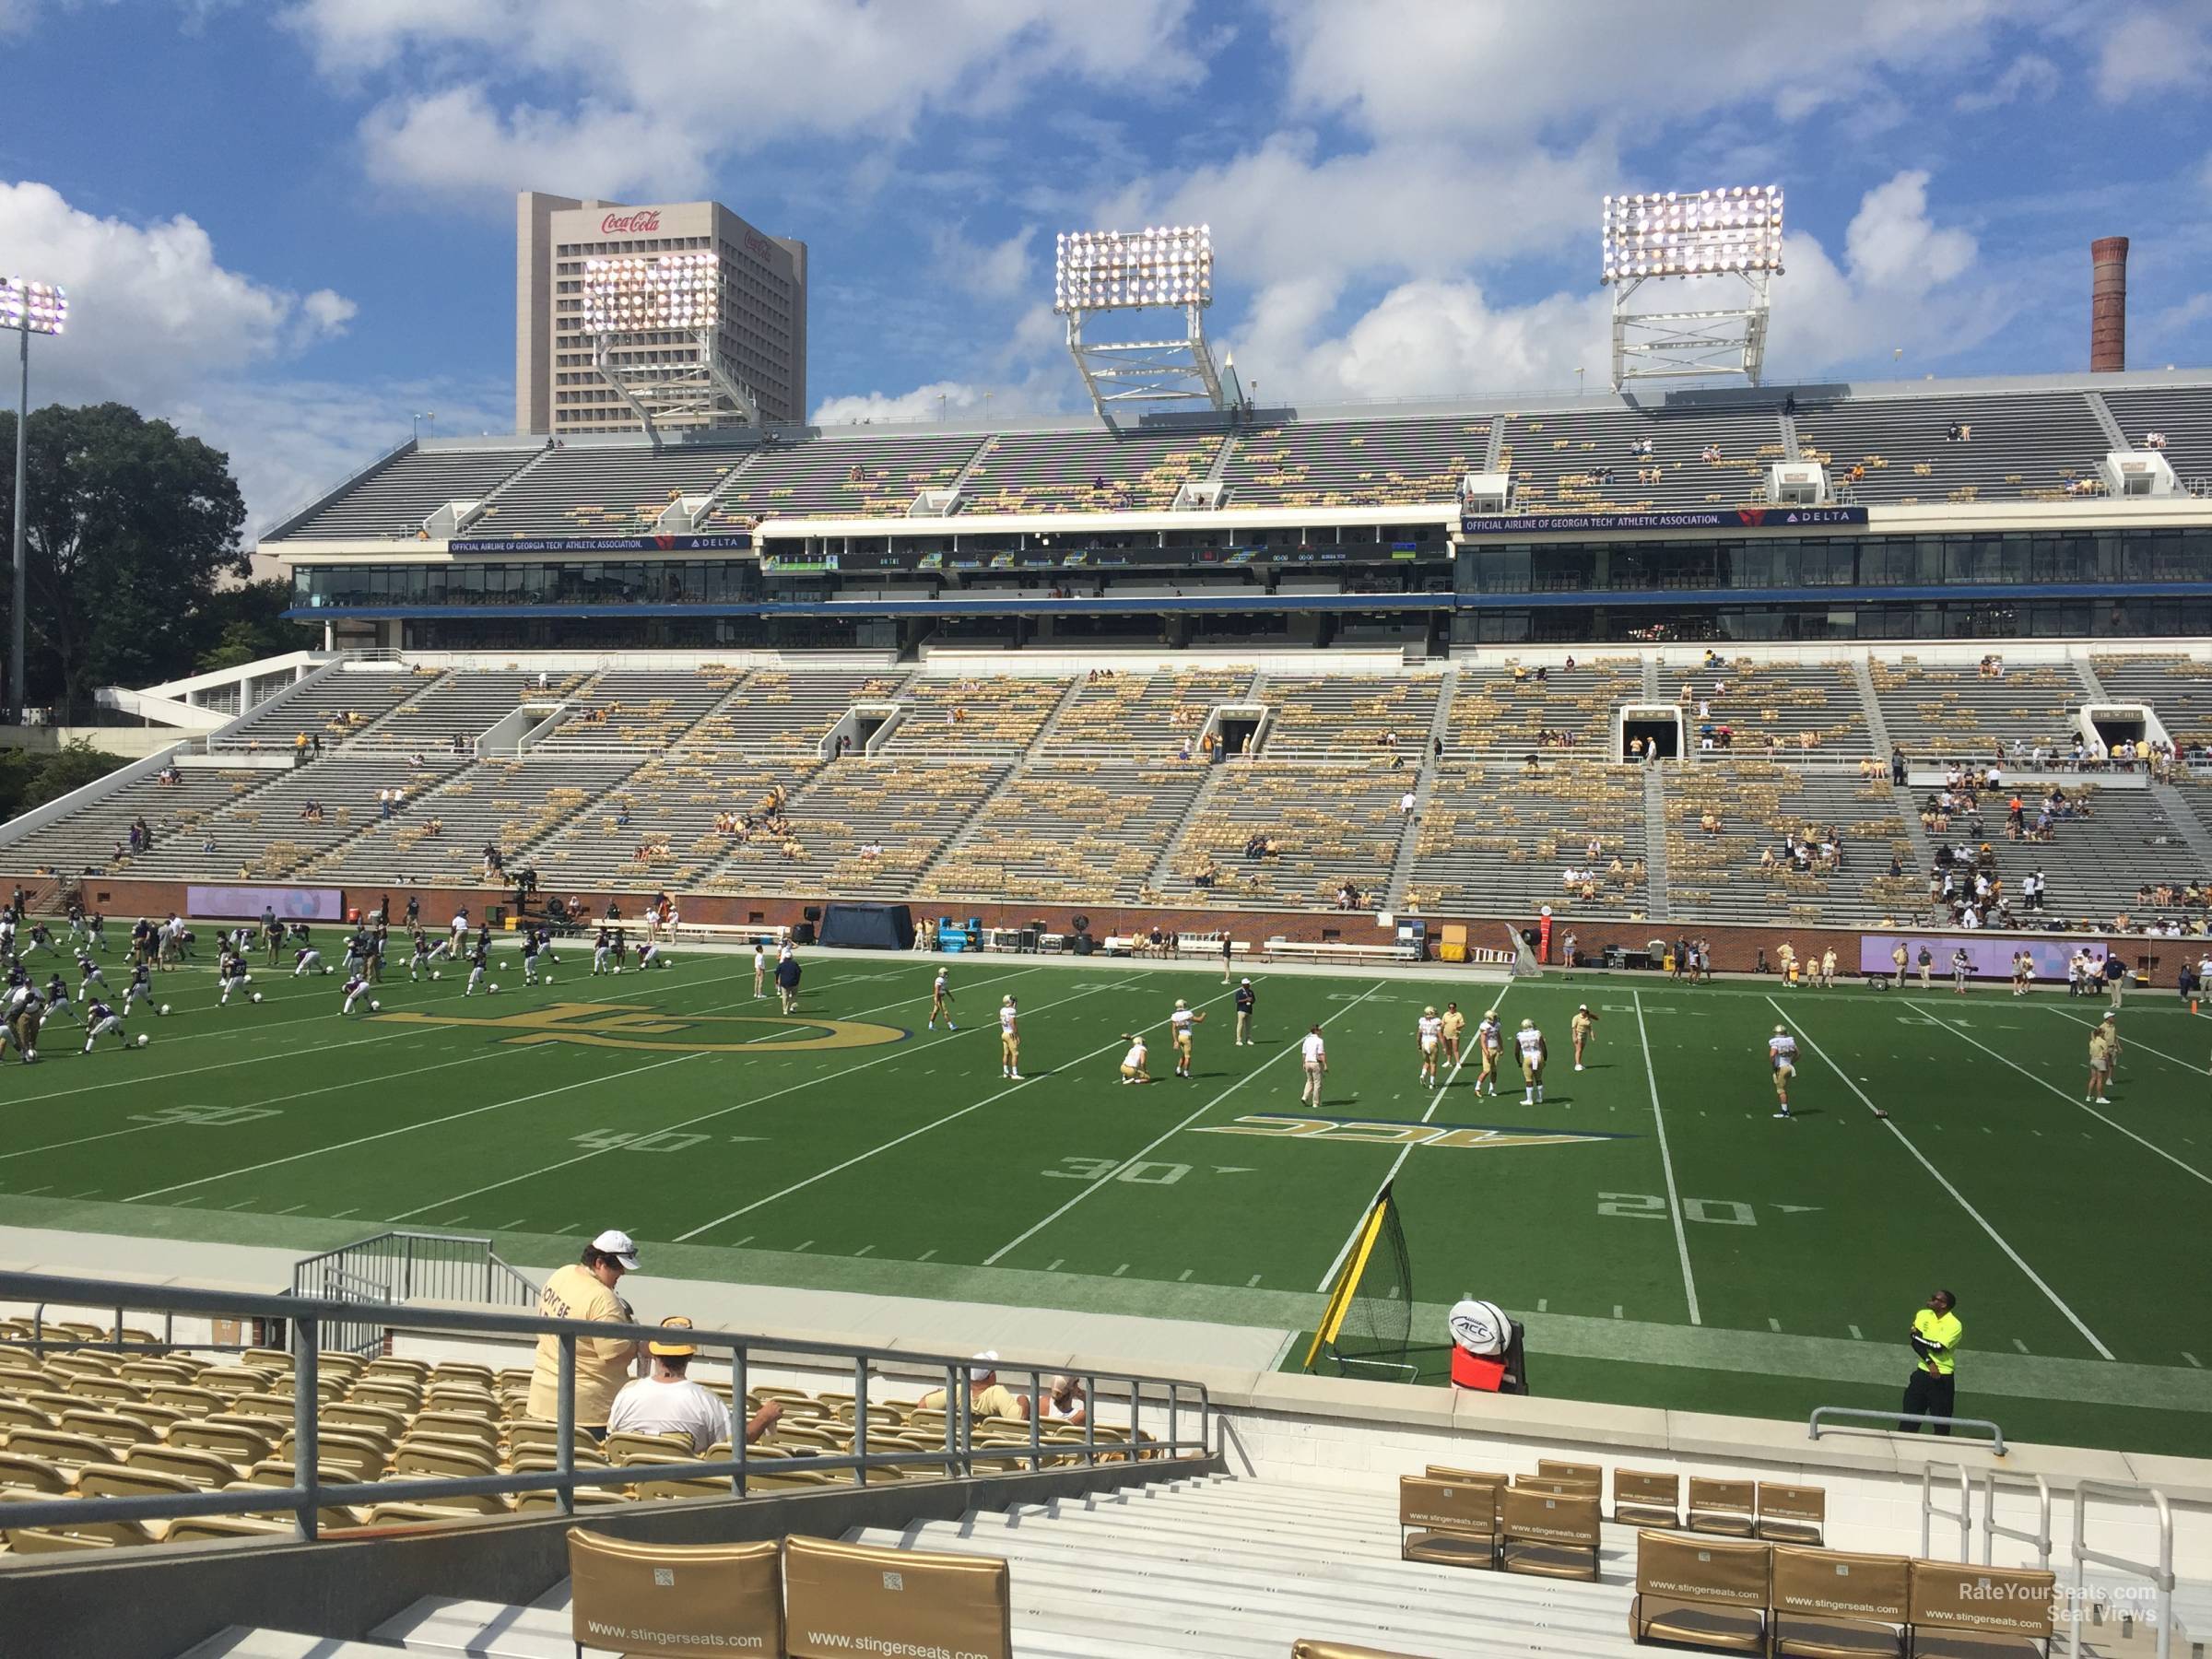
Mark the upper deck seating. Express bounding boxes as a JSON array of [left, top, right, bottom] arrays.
[[279, 446, 541, 539], [1796, 393, 2110, 504], [463, 446, 748, 539], [703, 434, 987, 524]]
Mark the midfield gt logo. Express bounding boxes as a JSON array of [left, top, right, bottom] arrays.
[[1194, 1115, 1630, 1151], [371, 1001, 907, 1054]]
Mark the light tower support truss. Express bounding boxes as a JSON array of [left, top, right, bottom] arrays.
[[1055, 226, 1224, 422], [582, 252, 760, 441], [1601, 186, 1783, 392]]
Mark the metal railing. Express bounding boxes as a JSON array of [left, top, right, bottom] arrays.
[[2068, 1479, 2175, 1659], [0, 1270, 1214, 1544], [1979, 1468, 2053, 1570], [1923, 1462, 1971, 1561], [1807, 1404, 2006, 1454], [292, 1230, 538, 1355]]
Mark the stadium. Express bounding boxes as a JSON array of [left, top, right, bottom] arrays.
[[1, 68, 2210, 1659]]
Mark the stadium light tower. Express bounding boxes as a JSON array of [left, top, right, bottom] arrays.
[[1601, 186, 1783, 391], [1054, 226, 1224, 421], [2, 278, 65, 725], [582, 251, 759, 440]]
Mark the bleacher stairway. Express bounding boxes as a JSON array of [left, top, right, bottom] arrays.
[[186, 1475, 1653, 1659]]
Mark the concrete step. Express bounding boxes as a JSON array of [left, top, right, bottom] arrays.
[[180, 1632, 408, 1659]]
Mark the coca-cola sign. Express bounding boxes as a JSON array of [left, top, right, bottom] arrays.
[[601, 209, 663, 235], [743, 229, 771, 258]]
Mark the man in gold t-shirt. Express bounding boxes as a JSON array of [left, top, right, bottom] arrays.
[[528, 1229, 645, 1435], [917, 1351, 1026, 1423]]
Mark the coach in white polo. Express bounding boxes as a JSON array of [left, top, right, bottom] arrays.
[[607, 1316, 783, 1453]]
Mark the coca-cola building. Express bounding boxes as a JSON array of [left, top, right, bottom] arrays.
[[517, 191, 808, 435]]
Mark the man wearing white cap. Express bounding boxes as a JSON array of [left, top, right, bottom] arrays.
[[916, 1351, 1025, 1422], [527, 1229, 646, 1434], [607, 1315, 782, 1454]]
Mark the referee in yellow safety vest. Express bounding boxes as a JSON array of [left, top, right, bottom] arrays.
[[1900, 1288, 1962, 1434]]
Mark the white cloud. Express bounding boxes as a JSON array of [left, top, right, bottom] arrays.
[[933, 224, 1037, 302], [2092, 8, 2212, 100], [811, 380, 993, 427], [1953, 53, 2060, 112], [288, 0, 1208, 203], [1842, 170, 1976, 291], [0, 181, 354, 408]]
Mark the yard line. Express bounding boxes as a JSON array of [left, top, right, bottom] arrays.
[[410, 978, 1105, 1229], [124, 1053, 704, 1204], [674, 981, 1224, 1244], [1908, 999, 2212, 1188], [982, 982, 1382, 1271], [1633, 990, 1701, 1327], [2040, 1003, 2212, 1077], [0, 1045, 515, 1166], [1773, 996, 2114, 1361], [1311, 982, 1483, 1295]]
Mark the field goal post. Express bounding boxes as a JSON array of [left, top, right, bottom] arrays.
[[1304, 1181, 1415, 1381]]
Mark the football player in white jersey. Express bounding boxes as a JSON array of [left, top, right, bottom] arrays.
[[998, 995, 1021, 1079], [929, 970, 957, 1031], [1474, 1010, 1502, 1096], [1416, 1005, 1443, 1087], [1169, 999, 1205, 1078], [1118, 1032, 1151, 1085], [1768, 1024, 1798, 1119], [1515, 1018, 1547, 1105]]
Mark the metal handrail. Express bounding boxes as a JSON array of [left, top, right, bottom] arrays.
[[1923, 1462, 1971, 1561], [1808, 1404, 2006, 1454], [0, 1269, 1212, 1540], [292, 1230, 538, 1354], [1980, 1468, 2052, 1570], [2068, 1479, 2174, 1659]]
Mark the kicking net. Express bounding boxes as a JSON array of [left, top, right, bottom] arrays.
[[1507, 923, 1544, 978], [1305, 1181, 1414, 1380]]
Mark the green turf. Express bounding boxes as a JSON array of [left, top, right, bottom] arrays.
[[1, 927, 2206, 1454]]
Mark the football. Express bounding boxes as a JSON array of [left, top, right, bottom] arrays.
[[369, 999, 382, 1012], [159, 1004, 171, 1016], [488, 983, 500, 994], [431, 970, 441, 980], [135, 1033, 149, 1047], [251, 992, 263, 1004], [613, 965, 623, 975]]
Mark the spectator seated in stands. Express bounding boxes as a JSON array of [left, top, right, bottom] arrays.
[[1335, 880, 1362, 911], [916, 1352, 1026, 1422], [606, 1316, 781, 1453], [2145, 430, 2167, 450], [1031, 1374, 1088, 1425]]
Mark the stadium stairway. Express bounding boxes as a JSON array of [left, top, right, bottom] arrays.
[[1384, 668, 1461, 908], [1640, 767, 1670, 923], [183, 1475, 1651, 1659], [2152, 778, 2212, 869]]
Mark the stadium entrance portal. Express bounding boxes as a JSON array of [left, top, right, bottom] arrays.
[[1216, 711, 1264, 759], [1618, 706, 1683, 761], [2084, 704, 2151, 757]]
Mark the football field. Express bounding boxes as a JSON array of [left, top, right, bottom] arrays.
[[1, 930, 2206, 1456]]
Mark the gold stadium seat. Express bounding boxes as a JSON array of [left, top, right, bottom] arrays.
[[1292, 1644, 1431, 1659], [1757, 1482, 1827, 1547], [1688, 1477, 1759, 1538], [5, 1429, 111, 1469], [1500, 1485, 1601, 1581], [1630, 1530, 1771, 1653], [1538, 1458, 1604, 1485], [1771, 1546, 1909, 1659], [0, 1451, 70, 1493], [1612, 1468, 1681, 1528], [390, 1440, 499, 1480], [1905, 1559, 2055, 1658], [514, 1485, 629, 1513], [124, 1443, 247, 1488], [605, 1430, 696, 1465], [0, 1398, 53, 1434], [0, 1488, 156, 1552], [167, 1514, 295, 1545], [784, 1534, 1011, 1659], [1398, 1475, 1498, 1569], [169, 1420, 274, 1465], [59, 1410, 159, 1453], [323, 1402, 408, 1441], [568, 1528, 782, 1659], [276, 1430, 386, 1481]]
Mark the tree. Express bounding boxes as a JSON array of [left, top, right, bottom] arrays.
[[23, 739, 132, 809], [194, 579, 309, 673], [0, 402, 248, 720]]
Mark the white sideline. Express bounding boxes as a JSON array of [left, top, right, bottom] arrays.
[[1771, 995, 2115, 1362]]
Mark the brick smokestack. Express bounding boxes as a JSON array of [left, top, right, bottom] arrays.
[[2091, 236, 2129, 372]]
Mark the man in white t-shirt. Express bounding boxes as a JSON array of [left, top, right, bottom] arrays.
[[1416, 1006, 1443, 1088], [1300, 1025, 1328, 1108], [606, 1315, 782, 1453], [1119, 1033, 1151, 1085]]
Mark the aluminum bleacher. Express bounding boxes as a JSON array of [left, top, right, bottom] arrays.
[[1158, 761, 1405, 909], [459, 444, 748, 539], [1409, 763, 1650, 918], [314, 758, 641, 887], [1256, 672, 1443, 758], [919, 760, 1209, 905], [703, 432, 985, 524], [1499, 403, 1783, 514], [879, 677, 1065, 757], [524, 755, 812, 891], [211, 669, 429, 756], [958, 429, 1224, 514], [1040, 668, 1256, 757], [275, 444, 542, 540], [1447, 659, 1642, 760], [2092, 653, 2212, 751], [2097, 384, 2212, 483], [690, 667, 911, 758], [1871, 657, 2088, 760], [125, 759, 465, 884], [1796, 391, 2111, 503], [702, 759, 1008, 900], [1218, 413, 1494, 509], [6, 767, 276, 879], [1665, 764, 1919, 927], [347, 673, 559, 755], [527, 669, 742, 755]]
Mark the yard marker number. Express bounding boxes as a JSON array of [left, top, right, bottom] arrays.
[[571, 1128, 710, 1154], [1041, 1156, 1189, 1185]]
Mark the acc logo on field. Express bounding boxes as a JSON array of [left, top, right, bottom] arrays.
[[371, 1001, 906, 1054], [1193, 1114, 1630, 1151]]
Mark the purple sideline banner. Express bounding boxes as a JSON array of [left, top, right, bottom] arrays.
[[1858, 935, 2106, 980], [187, 885, 347, 923]]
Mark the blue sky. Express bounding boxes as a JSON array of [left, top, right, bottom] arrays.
[[5, 0, 2211, 536]]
